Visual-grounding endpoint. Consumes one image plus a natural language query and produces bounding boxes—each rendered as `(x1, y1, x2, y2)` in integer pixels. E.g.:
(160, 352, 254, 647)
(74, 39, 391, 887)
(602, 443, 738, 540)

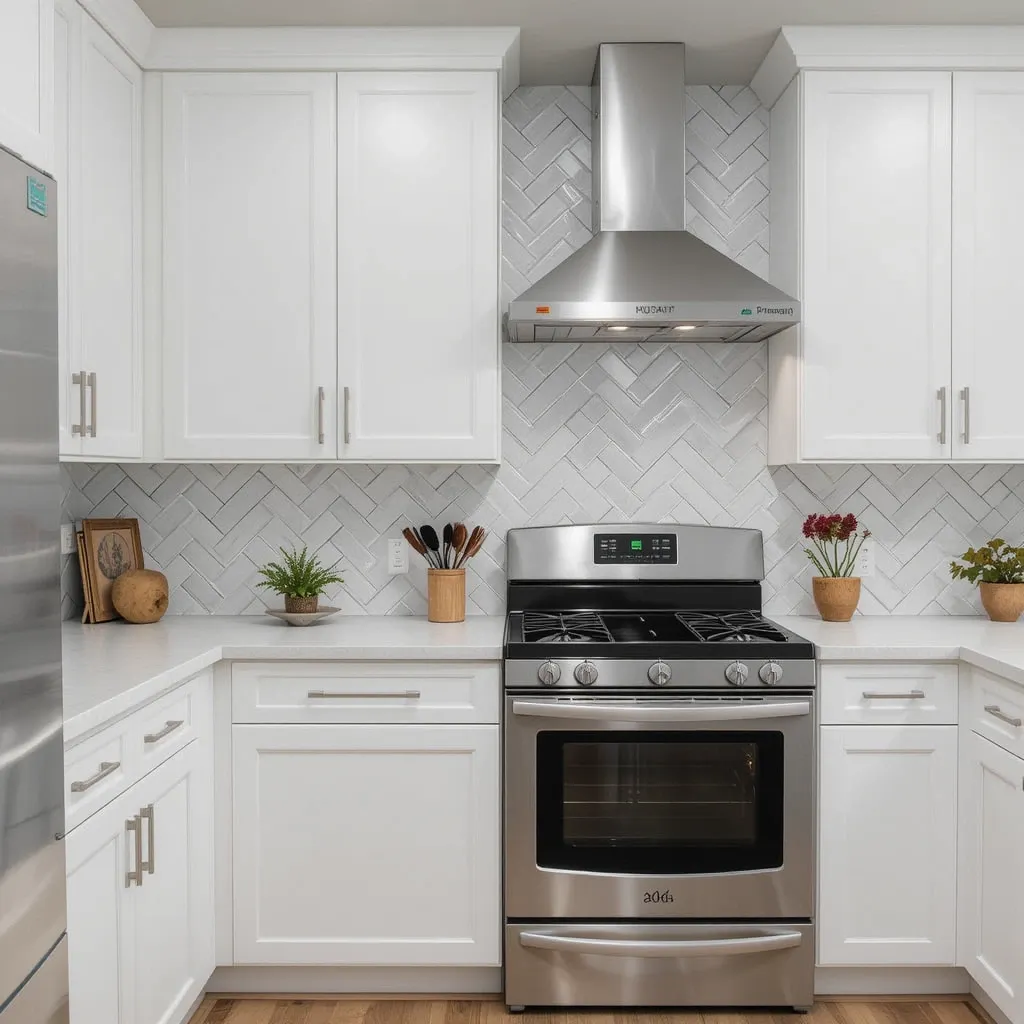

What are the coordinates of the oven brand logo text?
(643, 890, 674, 904)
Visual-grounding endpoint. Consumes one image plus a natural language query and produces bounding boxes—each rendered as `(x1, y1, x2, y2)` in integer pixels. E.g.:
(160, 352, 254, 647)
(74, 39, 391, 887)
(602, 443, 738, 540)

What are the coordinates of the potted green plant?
(256, 546, 344, 614)
(803, 513, 871, 621)
(950, 540, 1024, 622)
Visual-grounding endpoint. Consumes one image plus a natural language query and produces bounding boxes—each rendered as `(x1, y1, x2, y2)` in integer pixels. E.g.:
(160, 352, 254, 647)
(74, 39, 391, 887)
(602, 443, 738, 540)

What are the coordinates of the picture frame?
(80, 518, 144, 623)
(76, 530, 94, 623)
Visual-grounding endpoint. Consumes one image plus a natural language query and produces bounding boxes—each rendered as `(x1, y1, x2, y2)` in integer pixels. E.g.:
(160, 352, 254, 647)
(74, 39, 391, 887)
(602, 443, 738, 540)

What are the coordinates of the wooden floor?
(189, 998, 986, 1024)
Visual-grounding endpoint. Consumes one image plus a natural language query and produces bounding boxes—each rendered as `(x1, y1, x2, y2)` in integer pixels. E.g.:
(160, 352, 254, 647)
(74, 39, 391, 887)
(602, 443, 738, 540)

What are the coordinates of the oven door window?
(535, 730, 784, 874)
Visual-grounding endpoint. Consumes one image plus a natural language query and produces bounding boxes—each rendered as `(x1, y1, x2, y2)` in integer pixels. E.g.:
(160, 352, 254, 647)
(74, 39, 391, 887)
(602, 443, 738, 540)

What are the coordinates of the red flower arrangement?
(802, 513, 870, 578)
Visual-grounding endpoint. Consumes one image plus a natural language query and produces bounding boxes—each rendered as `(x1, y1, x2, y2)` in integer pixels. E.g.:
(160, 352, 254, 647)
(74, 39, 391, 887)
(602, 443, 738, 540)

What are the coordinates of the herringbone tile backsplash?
(60, 85, 1016, 621)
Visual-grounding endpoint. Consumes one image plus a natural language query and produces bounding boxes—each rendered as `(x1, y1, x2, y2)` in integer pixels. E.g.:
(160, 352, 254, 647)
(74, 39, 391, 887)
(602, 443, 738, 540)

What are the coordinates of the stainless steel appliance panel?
(0, 144, 66, 1011)
(504, 694, 814, 920)
(505, 922, 814, 1009)
(0, 937, 68, 1024)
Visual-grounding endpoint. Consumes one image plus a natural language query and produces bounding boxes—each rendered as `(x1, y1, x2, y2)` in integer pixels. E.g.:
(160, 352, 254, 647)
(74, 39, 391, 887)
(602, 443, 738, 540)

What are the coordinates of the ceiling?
(136, 0, 1024, 84)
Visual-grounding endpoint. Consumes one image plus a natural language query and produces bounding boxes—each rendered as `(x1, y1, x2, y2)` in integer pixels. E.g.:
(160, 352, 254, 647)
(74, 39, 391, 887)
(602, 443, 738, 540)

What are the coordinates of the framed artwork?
(80, 518, 144, 623)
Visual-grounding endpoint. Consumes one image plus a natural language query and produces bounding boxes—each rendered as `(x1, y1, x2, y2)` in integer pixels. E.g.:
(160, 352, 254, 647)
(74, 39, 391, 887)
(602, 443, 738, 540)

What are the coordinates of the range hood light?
(674, 325, 697, 331)
(607, 325, 630, 331)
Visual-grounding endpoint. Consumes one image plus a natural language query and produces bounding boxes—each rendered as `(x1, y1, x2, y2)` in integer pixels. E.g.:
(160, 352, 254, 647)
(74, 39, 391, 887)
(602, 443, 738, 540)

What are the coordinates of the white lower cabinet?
(818, 725, 958, 965)
(958, 730, 1024, 1021)
(65, 739, 214, 1024)
(232, 723, 500, 965)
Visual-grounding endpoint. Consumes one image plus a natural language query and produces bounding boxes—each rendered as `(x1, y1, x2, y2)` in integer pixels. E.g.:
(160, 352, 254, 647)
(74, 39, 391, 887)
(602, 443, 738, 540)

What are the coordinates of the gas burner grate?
(676, 610, 789, 644)
(522, 611, 613, 644)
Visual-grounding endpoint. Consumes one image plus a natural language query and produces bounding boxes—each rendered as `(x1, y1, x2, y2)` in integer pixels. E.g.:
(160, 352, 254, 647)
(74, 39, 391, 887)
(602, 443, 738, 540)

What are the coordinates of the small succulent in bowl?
(256, 546, 344, 613)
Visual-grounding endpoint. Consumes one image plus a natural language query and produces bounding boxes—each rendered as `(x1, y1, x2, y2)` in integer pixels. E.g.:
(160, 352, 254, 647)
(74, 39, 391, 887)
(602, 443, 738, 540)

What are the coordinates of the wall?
(61, 84, 1013, 620)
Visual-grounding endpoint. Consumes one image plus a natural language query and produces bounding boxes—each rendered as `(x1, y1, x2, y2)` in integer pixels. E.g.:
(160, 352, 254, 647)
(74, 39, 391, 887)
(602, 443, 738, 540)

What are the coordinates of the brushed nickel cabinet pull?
(307, 689, 421, 700)
(70, 760, 120, 792)
(87, 371, 97, 437)
(984, 704, 1022, 728)
(937, 386, 947, 445)
(343, 386, 351, 445)
(317, 386, 325, 445)
(125, 815, 143, 888)
(961, 386, 971, 444)
(140, 803, 155, 874)
(144, 719, 184, 744)
(862, 690, 926, 700)
(72, 371, 86, 436)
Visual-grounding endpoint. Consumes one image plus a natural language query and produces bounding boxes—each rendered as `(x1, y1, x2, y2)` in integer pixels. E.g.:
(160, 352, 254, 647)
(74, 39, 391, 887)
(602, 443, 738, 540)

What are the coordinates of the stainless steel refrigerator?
(0, 144, 69, 1022)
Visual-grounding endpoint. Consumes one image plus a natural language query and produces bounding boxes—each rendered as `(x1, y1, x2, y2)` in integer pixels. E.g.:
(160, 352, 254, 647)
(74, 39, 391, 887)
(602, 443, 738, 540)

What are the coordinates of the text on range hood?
(504, 43, 800, 344)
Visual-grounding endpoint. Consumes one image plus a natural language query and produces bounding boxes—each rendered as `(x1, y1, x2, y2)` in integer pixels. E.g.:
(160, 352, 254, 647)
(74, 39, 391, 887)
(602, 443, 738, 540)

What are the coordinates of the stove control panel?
(593, 533, 677, 564)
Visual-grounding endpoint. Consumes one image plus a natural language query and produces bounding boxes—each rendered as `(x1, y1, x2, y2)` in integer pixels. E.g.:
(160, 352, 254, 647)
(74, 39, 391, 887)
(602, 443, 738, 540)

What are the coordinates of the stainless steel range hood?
(505, 43, 800, 344)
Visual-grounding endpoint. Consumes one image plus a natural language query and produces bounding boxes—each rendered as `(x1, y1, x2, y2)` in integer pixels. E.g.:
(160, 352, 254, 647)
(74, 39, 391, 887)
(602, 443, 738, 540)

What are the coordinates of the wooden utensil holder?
(427, 569, 465, 622)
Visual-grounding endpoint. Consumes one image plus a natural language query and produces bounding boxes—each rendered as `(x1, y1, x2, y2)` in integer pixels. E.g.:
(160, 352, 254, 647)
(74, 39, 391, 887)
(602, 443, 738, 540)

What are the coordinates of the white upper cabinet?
(0, 0, 54, 172)
(56, 5, 144, 460)
(952, 72, 1024, 460)
(161, 72, 338, 460)
(336, 71, 500, 462)
(771, 70, 952, 463)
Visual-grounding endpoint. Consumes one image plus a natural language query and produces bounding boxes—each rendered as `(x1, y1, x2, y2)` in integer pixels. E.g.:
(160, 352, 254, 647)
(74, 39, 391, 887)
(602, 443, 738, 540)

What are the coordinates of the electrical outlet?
(60, 523, 76, 555)
(387, 538, 409, 575)
(855, 537, 875, 578)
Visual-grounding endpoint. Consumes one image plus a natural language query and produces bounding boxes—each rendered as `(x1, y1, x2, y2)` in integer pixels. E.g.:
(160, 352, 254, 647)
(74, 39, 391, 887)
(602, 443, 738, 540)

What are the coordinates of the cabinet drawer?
(135, 674, 206, 771)
(966, 667, 1024, 760)
(231, 661, 500, 724)
(819, 663, 958, 724)
(64, 725, 132, 833)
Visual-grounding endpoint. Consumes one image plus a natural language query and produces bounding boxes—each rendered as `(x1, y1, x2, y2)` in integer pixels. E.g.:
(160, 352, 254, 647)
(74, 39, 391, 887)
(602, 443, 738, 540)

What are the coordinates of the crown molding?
(78, 0, 155, 66)
(753, 25, 1024, 108)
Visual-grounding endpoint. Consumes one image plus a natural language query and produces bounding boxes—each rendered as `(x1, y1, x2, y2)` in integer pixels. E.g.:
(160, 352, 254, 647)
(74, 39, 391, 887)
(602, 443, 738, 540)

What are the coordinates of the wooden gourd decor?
(110, 569, 169, 623)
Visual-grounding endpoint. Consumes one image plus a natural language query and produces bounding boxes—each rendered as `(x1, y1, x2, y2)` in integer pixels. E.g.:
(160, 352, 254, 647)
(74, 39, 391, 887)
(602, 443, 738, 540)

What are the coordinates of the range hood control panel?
(593, 533, 678, 564)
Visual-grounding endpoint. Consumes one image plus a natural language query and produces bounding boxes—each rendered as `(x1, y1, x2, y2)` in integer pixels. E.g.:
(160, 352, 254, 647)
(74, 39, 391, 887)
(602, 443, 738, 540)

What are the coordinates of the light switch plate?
(60, 523, 76, 555)
(387, 538, 409, 575)
(855, 537, 875, 578)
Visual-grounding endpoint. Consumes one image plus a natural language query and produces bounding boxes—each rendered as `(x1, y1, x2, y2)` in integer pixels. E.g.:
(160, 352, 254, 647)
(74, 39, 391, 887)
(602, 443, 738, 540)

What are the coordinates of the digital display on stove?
(594, 533, 677, 564)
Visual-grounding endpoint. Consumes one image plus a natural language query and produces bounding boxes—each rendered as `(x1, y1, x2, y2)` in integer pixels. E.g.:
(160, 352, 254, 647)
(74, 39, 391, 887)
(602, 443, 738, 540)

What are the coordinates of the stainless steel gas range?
(502, 524, 816, 1012)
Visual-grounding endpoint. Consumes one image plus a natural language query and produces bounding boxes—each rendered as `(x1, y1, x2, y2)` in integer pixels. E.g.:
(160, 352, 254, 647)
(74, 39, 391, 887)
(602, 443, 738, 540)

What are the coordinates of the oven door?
(504, 693, 814, 920)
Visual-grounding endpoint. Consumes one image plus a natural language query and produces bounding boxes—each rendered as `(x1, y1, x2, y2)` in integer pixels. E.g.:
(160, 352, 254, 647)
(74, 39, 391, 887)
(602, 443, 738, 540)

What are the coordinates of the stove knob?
(574, 660, 599, 687)
(759, 661, 784, 686)
(537, 660, 561, 687)
(648, 661, 672, 687)
(724, 661, 749, 687)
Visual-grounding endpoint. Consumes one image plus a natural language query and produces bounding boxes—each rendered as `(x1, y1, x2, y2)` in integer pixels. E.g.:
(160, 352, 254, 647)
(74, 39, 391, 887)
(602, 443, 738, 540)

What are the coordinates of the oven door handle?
(510, 699, 811, 722)
(518, 930, 804, 958)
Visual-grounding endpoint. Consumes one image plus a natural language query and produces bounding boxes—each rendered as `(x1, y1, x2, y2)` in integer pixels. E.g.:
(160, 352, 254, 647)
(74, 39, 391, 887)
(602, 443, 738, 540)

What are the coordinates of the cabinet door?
(130, 741, 215, 1024)
(232, 724, 500, 965)
(958, 731, 1024, 1020)
(0, 0, 54, 172)
(162, 73, 337, 460)
(801, 70, 952, 461)
(818, 725, 957, 965)
(952, 72, 1024, 460)
(54, 0, 79, 456)
(65, 788, 136, 1024)
(77, 16, 143, 459)
(337, 72, 499, 462)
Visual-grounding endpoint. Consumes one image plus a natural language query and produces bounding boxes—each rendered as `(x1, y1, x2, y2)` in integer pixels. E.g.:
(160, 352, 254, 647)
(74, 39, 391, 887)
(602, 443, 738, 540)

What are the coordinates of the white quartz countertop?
(62, 614, 506, 745)
(776, 615, 1024, 686)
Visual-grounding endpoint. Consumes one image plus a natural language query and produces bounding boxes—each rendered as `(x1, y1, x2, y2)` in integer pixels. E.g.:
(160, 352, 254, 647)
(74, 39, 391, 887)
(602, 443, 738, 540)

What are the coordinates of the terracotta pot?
(979, 582, 1024, 622)
(812, 577, 861, 622)
(427, 569, 465, 623)
(284, 594, 319, 614)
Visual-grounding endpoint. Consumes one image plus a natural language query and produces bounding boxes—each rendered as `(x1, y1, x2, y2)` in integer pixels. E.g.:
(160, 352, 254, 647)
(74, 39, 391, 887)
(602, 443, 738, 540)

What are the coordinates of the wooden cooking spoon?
(402, 527, 430, 564)
(450, 523, 468, 567)
(456, 526, 485, 568)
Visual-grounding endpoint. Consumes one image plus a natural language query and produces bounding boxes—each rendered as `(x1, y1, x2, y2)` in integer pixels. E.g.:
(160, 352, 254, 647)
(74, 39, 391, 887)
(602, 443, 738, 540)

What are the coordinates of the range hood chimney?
(505, 43, 800, 344)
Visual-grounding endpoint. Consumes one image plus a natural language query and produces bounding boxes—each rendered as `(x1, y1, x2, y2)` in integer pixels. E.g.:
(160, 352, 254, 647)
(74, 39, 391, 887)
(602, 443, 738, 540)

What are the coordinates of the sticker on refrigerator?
(26, 177, 48, 216)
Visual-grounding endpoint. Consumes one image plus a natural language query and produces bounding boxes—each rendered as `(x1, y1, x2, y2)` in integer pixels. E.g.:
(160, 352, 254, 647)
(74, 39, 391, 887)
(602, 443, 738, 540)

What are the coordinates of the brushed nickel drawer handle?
(862, 690, 926, 700)
(518, 930, 803, 958)
(71, 370, 86, 436)
(317, 385, 325, 445)
(70, 760, 120, 792)
(343, 386, 351, 445)
(937, 386, 947, 445)
(307, 689, 422, 700)
(985, 705, 1022, 728)
(125, 814, 143, 888)
(140, 803, 155, 874)
(87, 371, 97, 437)
(961, 386, 971, 444)
(144, 719, 184, 743)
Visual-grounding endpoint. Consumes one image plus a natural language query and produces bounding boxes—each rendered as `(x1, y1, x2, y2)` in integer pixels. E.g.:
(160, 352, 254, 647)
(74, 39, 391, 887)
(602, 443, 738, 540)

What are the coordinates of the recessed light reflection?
(607, 325, 630, 331)
(673, 325, 697, 331)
